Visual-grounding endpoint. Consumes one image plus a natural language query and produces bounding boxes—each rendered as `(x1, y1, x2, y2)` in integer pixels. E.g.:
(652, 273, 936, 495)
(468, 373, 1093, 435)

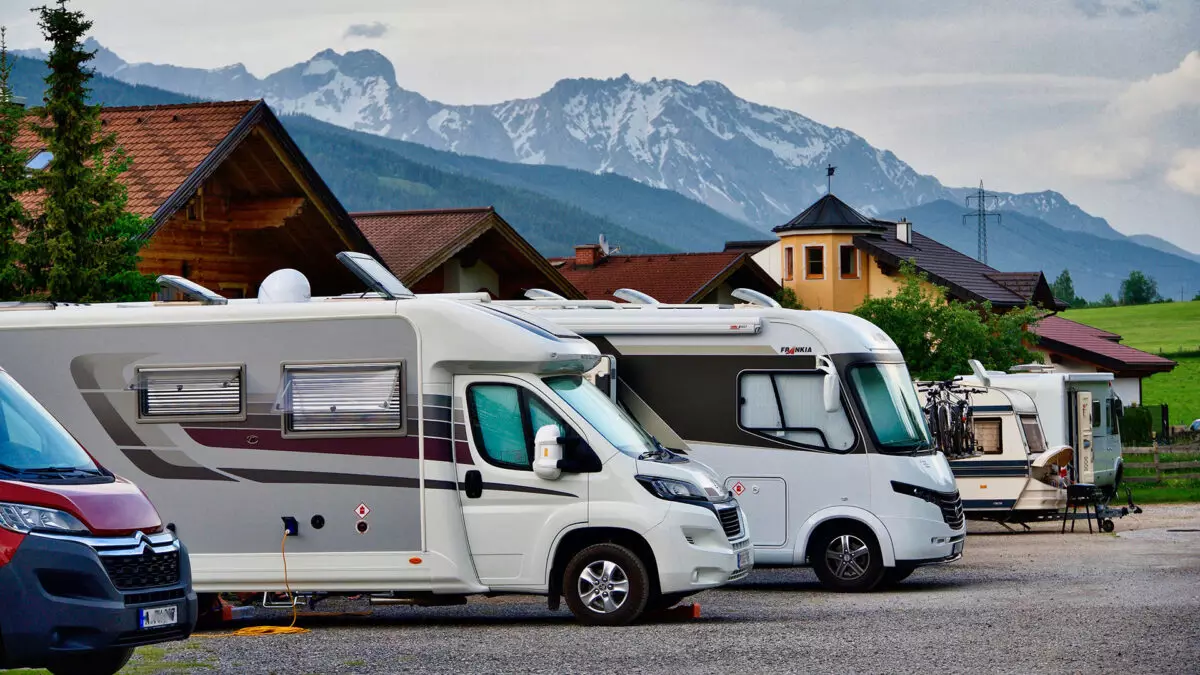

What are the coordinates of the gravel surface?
(141, 504, 1200, 675)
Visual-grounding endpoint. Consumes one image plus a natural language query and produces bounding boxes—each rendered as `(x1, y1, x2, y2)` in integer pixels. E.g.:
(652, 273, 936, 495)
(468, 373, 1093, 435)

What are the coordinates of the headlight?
(0, 502, 90, 534)
(890, 481, 943, 505)
(636, 475, 709, 502)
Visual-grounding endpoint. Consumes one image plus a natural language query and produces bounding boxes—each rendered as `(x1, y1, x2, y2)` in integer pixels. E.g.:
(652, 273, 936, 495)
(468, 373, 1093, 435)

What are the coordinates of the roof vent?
(613, 288, 660, 305)
(732, 288, 781, 308)
(525, 288, 566, 300)
(258, 269, 311, 304)
(896, 218, 912, 245)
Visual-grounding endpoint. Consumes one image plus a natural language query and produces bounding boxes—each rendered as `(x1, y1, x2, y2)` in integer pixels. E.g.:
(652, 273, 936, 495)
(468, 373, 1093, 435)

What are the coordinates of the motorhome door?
(454, 375, 588, 588)
(1073, 391, 1095, 484)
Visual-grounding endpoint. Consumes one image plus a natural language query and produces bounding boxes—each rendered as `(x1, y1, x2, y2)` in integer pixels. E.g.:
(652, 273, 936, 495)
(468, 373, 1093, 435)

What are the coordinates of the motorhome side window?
(1092, 401, 1102, 430)
(135, 365, 245, 421)
(737, 372, 854, 452)
(467, 384, 568, 470)
(974, 418, 1002, 454)
(1020, 415, 1047, 453)
(279, 363, 404, 435)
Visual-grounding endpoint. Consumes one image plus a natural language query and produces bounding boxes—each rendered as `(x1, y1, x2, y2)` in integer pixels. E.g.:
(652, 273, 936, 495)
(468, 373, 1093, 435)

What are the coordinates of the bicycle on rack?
(917, 381, 984, 459)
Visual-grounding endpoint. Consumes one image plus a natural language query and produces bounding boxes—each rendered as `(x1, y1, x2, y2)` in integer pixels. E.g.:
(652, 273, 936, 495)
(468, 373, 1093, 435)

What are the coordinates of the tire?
(881, 564, 917, 587)
(563, 543, 650, 626)
(1101, 519, 1115, 533)
(810, 523, 885, 592)
(48, 647, 134, 675)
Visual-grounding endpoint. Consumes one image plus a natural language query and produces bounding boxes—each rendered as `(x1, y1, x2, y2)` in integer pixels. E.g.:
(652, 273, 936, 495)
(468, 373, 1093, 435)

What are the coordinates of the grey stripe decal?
(121, 448, 237, 482)
(82, 393, 145, 447)
(70, 356, 101, 390)
(220, 468, 577, 497)
(962, 499, 1018, 510)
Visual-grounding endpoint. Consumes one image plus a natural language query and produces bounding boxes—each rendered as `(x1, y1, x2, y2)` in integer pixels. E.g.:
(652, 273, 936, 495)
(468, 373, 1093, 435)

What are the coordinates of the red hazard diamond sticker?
(732, 481, 745, 496)
(354, 503, 370, 519)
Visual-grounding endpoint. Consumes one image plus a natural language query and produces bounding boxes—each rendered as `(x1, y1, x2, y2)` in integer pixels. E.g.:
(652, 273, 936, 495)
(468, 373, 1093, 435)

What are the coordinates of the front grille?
(125, 587, 188, 606)
(715, 504, 742, 540)
(101, 549, 181, 591)
(938, 491, 965, 530)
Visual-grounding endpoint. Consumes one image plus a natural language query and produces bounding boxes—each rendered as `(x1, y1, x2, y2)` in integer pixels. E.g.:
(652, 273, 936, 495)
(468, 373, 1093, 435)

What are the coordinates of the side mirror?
(817, 355, 842, 413)
(532, 424, 564, 480)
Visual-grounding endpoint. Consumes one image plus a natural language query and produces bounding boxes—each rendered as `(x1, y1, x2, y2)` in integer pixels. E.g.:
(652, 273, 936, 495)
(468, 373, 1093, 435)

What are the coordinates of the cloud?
(1166, 149, 1200, 196)
(344, 22, 389, 39)
(1073, 0, 1160, 18)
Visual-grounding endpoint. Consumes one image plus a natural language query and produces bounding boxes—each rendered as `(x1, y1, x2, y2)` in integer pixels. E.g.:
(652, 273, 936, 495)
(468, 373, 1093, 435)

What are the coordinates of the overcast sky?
(3, 0, 1197, 251)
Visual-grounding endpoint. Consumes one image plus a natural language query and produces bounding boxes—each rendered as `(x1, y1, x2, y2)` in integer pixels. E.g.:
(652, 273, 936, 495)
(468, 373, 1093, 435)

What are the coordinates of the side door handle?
(464, 470, 483, 499)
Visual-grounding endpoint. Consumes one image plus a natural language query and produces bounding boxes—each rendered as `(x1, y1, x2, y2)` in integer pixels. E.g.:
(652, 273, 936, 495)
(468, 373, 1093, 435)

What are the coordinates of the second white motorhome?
(0, 255, 750, 626)
(920, 383, 1070, 523)
(490, 290, 965, 592)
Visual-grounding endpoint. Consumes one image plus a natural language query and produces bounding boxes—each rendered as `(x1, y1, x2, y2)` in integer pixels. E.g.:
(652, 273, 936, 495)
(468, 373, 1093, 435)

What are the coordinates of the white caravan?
(958, 365, 1126, 496)
(920, 383, 1070, 524)
(487, 290, 965, 592)
(0, 255, 750, 626)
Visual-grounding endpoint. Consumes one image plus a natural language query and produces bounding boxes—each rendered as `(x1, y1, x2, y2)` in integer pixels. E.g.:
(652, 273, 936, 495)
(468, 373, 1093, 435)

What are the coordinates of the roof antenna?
(613, 288, 659, 305)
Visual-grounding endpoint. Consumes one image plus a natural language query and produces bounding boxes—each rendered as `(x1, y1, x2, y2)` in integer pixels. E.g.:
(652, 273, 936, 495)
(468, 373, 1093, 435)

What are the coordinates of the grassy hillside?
(1062, 301, 1200, 425)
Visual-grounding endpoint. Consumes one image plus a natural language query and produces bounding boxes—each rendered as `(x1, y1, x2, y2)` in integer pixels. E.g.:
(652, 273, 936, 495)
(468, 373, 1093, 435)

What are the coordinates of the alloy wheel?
(577, 559, 630, 614)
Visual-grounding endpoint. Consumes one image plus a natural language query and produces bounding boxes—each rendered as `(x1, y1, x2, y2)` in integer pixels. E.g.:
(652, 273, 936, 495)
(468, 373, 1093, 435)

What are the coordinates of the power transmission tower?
(963, 181, 1001, 264)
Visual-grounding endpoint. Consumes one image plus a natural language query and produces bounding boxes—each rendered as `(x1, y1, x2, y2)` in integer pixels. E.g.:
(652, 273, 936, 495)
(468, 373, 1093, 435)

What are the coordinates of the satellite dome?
(258, 269, 311, 304)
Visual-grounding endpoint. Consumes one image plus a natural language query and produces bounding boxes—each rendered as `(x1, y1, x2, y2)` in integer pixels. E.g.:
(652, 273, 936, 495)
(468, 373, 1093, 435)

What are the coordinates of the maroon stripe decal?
(183, 427, 472, 464)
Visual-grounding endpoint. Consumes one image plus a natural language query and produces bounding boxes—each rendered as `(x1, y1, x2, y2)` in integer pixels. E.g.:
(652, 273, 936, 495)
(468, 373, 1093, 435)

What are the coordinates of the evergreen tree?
(1050, 269, 1075, 306)
(0, 28, 31, 299)
(22, 0, 155, 302)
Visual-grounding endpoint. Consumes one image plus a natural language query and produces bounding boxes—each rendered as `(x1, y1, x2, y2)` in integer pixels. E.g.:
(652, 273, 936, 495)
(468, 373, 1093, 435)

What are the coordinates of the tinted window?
(738, 372, 854, 451)
(468, 384, 567, 470)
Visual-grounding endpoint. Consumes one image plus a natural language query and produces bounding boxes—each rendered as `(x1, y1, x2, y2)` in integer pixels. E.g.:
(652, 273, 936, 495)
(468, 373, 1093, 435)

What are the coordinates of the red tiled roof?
(552, 251, 752, 303)
(352, 208, 495, 282)
(1034, 315, 1175, 373)
(16, 101, 260, 219)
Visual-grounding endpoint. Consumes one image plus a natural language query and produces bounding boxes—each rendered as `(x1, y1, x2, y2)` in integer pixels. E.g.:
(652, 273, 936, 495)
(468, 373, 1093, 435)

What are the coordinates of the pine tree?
(23, 0, 155, 302)
(0, 28, 31, 299)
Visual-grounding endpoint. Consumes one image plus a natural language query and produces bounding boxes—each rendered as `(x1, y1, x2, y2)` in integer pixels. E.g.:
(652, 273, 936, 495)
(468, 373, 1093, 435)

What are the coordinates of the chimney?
(896, 218, 912, 245)
(574, 243, 605, 268)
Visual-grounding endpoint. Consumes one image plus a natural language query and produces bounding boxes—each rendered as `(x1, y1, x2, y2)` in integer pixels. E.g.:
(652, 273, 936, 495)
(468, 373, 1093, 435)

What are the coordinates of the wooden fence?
(1123, 444, 1200, 483)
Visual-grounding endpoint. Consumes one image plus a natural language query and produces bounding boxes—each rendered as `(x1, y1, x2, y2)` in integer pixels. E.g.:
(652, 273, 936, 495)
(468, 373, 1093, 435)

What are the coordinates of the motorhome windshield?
(1020, 415, 1048, 454)
(849, 362, 932, 454)
(0, 372, 104, 477)
(545, 375, 661, 459)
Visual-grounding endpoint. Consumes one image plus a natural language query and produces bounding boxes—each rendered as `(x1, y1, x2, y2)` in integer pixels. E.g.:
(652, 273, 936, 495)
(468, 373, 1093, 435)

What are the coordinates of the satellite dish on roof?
(258, 269, 311, 304)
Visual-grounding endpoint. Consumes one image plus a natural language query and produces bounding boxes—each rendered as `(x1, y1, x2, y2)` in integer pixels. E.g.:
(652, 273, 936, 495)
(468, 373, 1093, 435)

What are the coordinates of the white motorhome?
(920, 383, 1070, 524)
(488, 290, 965, 592)
(0, 255, 750, 626)
(959, 366, 1125, 496)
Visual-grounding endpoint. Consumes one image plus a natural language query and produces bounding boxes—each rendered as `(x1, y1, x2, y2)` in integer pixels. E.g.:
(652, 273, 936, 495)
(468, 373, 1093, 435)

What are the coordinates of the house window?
(804, 246, 825, 280)
(839, 245, 860, 279)
(974, 418, 1003, 454)
(279, 363, 404, 435)
(737, 371, 855, 452)
(783, 246, 795, 281)
(25, 150, 53, 171)
(135, 365, 245, 422)
(467, 383, 568, 470)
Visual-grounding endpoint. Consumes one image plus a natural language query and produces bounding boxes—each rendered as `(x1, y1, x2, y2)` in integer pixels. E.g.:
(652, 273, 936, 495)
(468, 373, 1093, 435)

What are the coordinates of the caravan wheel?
(563, 543, 650, 626)
(810, 523, 884, 592)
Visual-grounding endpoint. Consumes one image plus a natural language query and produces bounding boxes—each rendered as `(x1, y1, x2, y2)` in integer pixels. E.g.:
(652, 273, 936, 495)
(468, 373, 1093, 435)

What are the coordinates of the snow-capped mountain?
(68, 41, 1119, 236)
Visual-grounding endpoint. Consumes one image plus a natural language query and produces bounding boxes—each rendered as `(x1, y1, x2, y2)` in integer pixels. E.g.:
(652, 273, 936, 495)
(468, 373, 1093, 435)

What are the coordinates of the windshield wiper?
(23, 466, 104, 476)
(0, 463, 26, 475)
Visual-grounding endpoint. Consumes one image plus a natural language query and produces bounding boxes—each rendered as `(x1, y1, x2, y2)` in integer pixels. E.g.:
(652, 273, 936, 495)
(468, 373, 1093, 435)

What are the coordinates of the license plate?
(139, 605, 178, 629)
(736, 549, 751, 570)
(952, 541, 964, 556)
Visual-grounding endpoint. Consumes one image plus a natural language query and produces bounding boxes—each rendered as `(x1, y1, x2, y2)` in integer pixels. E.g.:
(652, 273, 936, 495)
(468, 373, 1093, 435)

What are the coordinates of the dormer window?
(25, 150, 53, 171)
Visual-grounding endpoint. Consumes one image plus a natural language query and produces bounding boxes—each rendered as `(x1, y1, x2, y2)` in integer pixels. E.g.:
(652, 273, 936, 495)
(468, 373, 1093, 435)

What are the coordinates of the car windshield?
(0, 371, 101, 474)
(849, 362, 932, 454)
(1020, 415, 1048, 453)
(545, 375, 659, 459)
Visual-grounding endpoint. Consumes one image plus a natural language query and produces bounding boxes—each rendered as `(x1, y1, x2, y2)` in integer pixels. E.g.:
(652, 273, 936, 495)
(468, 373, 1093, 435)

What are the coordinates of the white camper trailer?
(919, 383, 1070, 523)
(0, 255, 750, 626)
(958, 366, 1125, 495)
(485, 290, 965, 592)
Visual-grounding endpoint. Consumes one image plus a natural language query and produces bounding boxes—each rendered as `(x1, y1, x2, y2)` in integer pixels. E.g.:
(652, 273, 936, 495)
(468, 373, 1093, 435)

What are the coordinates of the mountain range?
(10, 43, 1199, 299)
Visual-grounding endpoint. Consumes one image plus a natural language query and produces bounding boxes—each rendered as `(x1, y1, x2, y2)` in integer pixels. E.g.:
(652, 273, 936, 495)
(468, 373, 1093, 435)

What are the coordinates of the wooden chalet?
(16, 100, 376, 298)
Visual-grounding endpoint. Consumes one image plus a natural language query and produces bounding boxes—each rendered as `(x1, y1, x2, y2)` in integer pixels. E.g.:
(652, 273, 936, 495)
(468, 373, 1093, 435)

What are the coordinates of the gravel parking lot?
(140, 504, 1200, 675)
